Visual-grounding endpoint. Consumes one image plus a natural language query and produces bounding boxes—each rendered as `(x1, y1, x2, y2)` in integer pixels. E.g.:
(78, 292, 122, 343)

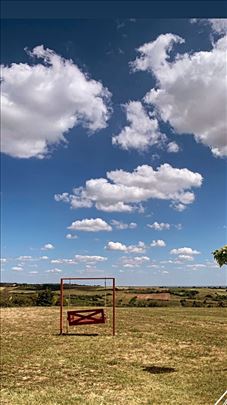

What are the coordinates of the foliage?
(0, 289, 13, 307)
(1, 285, 227, 308)
(213, 245, 227, 267)
(36, 288, 54, 306)
(170, 289, 198, 298)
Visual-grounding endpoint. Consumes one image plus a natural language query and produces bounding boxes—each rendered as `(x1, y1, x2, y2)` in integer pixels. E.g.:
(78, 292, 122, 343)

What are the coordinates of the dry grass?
(136, 293, 170, 300)
(1, 307, 227, 405)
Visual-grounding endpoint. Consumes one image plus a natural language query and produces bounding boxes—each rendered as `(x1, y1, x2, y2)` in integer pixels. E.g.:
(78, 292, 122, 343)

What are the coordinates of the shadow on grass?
(143, 365, 176, 374)
(59, 333, 99, 337)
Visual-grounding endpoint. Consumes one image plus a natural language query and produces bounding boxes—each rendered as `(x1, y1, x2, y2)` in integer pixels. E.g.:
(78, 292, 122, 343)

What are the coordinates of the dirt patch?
(137, 293, 170, 301)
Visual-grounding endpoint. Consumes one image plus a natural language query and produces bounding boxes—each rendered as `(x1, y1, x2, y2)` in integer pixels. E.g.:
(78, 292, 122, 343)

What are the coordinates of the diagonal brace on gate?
(67, 309, 106, 326)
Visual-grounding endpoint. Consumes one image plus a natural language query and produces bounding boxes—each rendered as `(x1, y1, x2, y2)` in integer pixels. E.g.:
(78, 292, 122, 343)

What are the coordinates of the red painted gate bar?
(59, 277, 116, 336)
(67, 308, 106, 326)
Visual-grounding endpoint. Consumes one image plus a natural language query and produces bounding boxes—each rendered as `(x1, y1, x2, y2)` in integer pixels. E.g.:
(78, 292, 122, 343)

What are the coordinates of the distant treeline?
(1, 284, 227, 308)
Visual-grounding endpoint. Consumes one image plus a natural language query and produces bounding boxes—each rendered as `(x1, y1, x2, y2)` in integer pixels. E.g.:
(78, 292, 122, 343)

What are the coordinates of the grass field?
(1, 306, 227, 405)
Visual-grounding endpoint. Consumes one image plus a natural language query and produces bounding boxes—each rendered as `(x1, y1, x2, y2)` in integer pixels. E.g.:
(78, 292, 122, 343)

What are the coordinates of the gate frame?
(60, 277, 116, 336)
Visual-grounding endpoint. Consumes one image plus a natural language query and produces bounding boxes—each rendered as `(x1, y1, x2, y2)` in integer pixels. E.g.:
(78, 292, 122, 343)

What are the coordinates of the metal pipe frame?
(60, 277, 116, 336)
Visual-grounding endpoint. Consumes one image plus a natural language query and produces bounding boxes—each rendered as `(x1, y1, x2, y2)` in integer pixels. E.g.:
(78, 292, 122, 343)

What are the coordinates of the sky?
(1, 17, 227, 286)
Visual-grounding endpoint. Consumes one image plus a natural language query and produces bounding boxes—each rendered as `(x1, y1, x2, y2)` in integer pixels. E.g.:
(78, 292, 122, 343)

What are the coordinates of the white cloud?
(167, 142, 180, 153)
(207, 19, 227, 34)
(41, 243, 55, 250)
(50, 258, 76, 265)
(170, 247, 200, 255)
(186, 264, 206, 269)
(68, 218, 112, 232)
(121, 255, 150, 268)
(170, 202, 187, 212)
(160, 260, 174, 264)
(40, 256, 49, 260)
(17, 255, 32, 261)
(110, 220, 137, 230)
(55, 163, 202, 212)
(1, 45, 111, 159)
(51, 259, 63, 264)
(66, 233, 78, 239)
(178, 255, 194, 261)
(191, 18, 227, 34)
(47, 268, 62, 273)
(112, 101, 166, 151)
(150, 239, 166, 247)
(147, 221, 170, 230)
(106, 241, 127, 252)
(12, 266, 23, 271)
(74, 255, 107, 264)
(148, 221, 182, 230)
(29, 271, 38, 274)
(131, 33, 227, 157)
(106, 241, 146, 254)
(0, 258, 7, 263)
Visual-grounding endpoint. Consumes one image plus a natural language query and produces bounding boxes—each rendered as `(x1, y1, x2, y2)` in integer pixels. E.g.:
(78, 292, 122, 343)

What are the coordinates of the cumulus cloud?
(147, 221, 170, 230)
(170, 202, 187, 212)
(66, 233, 78, 239)
(12, 266, 23, 271)
(51, 259, 63, 264)
(68, 218, 112, 232)
(191, 18, 227, 34)
(148, 264, 159, 268)
(148, 221, 182, 230)
(110, 220, 137, 230)
(74, 255, 107, 264)
(170, 247, 200, 255)
(131, 33, 227, 157)
(41, 243, 54, 250)
(1, 45, 111, 159)
(40, 256, 49, 260)
(112, 101, 166, 151)
(49, 256, 107, 265)
(17, 255, 32, 261)
(55, 163, 202, 212)
(178, 255, 194, 261)
(47, 268, 62, 273)
(105, 241, 127, 252)
(167, 142, 180, 153)
(150, 239, 166, 247)
(121, 255, 150, 268)
(106, 241, 146, 254)
(0, 258, 7, 263)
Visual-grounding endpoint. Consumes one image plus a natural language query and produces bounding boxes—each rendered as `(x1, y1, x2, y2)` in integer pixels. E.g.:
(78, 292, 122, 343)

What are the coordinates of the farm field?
(1, 306, 227, 405)
(1, 284, 227, 308)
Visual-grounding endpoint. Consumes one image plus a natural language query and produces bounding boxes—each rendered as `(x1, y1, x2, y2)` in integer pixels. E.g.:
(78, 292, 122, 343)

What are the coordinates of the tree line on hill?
(1, 288, 56, 307)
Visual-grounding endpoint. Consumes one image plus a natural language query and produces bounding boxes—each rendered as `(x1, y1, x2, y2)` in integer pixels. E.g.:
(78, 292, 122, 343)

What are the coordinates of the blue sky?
(1, 18, 227, 286)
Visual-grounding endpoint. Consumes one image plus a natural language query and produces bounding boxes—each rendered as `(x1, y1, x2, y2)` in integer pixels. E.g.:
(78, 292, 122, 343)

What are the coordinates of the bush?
(128, 296, 137, 306)
(180, 299, 187, 307)
(36, 288, 54, 306)
(0, 289, 13, 307)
